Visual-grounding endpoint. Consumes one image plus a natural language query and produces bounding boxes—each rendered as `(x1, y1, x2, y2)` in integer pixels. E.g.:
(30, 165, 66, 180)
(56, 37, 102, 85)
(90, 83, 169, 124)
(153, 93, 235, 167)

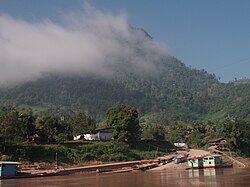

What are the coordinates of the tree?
(106, 104, 140, 141)
(186, 121, 207, 147)
(18, 109, 36, 140)
(69, 112, 96, 136)
(0, 110, 20, 144)
(165, 122, 187, 143)
(35, 115, 71, 142)
(141, 124, 166, 140)
(0, 107, 37, 143)
(216, 117, 250, 154)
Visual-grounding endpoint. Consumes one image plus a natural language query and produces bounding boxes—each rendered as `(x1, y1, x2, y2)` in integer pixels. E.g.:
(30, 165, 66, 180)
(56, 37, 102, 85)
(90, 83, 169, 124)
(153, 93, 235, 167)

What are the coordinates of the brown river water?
(1, 167, 250, 187)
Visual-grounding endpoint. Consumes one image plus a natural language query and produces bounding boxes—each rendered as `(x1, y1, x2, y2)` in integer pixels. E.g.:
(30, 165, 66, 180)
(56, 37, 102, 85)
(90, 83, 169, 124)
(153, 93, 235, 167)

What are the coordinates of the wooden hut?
(207, 138, 228, 151)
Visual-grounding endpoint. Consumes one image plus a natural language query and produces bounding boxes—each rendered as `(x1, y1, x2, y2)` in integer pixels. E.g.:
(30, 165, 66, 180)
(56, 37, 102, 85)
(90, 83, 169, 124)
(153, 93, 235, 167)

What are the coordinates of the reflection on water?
(189, 168, 220, 178)
(1, 167, 250, 187)
(188, 169, 224, 186)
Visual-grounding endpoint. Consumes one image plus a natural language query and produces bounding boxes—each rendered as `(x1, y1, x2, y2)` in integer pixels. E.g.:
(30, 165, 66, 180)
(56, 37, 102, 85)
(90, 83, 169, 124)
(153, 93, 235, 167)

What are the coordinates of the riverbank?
(8, 160, 155, 179)
(6, 148, 250, 179)
(1, 140, 174, 164)
(17, 149, 208, 176)
(233, 157, 250, 167)
(149, 149, 250, 171)
(149, 149, 210, 171)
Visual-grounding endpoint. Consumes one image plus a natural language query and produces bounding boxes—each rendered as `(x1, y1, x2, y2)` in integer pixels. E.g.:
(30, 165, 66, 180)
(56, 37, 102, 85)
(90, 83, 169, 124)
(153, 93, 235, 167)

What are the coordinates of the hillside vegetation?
(0, 57, 249, 122)
(1, 141, 174, 163)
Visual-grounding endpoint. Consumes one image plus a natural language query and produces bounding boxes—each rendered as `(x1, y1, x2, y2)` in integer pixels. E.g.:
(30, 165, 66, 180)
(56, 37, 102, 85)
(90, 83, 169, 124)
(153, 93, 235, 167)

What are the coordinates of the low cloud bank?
(0, 5, 169, 85)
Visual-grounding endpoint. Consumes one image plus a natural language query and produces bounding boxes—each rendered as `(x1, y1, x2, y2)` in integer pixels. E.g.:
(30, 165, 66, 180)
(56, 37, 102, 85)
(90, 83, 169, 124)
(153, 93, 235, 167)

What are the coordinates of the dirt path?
(188, 149, 209, 157)
(221, 152, 246, 167)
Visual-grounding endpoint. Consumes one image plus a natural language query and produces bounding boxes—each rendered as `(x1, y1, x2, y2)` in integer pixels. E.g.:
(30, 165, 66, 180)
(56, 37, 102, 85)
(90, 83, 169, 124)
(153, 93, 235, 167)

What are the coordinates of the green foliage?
(164, 118, 250, 156)
(0, 140, 174, 163)
(78, 141, 131, 162)
(0, 55, 222, 122)
(69, 112, 96, 135)
(165, 122, 187, 143)
(35, 115, 72, 142)
(208, 82, 250, 121)
(216, 118, 250, 155)
(0, 109, 20, 143)
(0, 108, 36, 143)
(0, 59, 249, 123)
(141, 124, 166, 140)
(106, 104, 140, 141)
(166, 121, 213, 148)
(141, 112, 170, 126)
(128, 140, 174, 153)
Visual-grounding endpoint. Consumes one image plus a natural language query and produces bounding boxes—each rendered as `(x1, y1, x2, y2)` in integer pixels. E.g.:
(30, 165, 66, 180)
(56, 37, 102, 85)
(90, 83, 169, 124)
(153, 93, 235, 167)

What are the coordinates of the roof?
(208, 138, 226, 143)
(208, 146, 218, 150)
(204, 154, 222, 158)
(95, 127, 112, 131)
(174, 143, 187, 148)
(87, 127, 112, 134)
(0, 161, 22, 165)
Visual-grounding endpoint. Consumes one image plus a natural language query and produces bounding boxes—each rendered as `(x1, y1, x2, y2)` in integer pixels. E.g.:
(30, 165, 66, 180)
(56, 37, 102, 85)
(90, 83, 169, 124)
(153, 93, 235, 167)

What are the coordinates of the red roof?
(208, 138, 226, 143)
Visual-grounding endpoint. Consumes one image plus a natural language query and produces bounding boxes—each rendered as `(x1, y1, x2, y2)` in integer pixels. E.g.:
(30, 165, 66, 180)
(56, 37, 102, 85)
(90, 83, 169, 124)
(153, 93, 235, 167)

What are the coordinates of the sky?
(0, 0, 250, 83)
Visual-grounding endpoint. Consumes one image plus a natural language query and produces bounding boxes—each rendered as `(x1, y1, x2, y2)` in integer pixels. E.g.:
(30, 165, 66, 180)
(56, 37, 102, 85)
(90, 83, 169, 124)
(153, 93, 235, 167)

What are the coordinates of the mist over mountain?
(0, 33, 249, 122)
(0, 51, 235, 122)
(0, 5, 168, 86)
(1, 53, 249, 122)
(0, 5, 249, 122)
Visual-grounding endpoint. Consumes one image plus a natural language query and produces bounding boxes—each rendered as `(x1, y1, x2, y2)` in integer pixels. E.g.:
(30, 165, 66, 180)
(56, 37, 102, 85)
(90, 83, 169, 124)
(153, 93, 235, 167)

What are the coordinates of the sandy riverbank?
(149, 149, 210, 171)
(151, 149, 250, 171)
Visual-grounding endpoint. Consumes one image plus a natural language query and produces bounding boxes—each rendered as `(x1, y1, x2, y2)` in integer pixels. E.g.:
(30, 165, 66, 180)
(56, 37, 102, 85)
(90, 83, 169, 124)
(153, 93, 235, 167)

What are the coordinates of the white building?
(84, 128, 112, 141)
(73, 135, 83, 140)
(174, 143, 188, 149)
(73, 128, 112, 141)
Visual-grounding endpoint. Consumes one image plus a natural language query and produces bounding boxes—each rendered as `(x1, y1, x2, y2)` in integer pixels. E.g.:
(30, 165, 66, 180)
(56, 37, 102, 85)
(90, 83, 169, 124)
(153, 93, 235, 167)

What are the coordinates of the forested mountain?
(207, 80, 250, 121)
(1, 57, 248, 122)
(0, 28, 249, 122)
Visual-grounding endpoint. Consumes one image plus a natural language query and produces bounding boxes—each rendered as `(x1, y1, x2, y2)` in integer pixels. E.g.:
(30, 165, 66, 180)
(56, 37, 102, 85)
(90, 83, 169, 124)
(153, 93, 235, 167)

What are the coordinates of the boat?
(173, 155, 188, 164)
(187, 154, 233, 169)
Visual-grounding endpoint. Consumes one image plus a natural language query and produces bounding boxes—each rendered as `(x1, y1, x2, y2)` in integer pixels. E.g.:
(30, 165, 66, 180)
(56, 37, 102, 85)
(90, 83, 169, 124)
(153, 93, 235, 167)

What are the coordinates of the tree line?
(0, 104, 141, 144)
(0, 106, 96, 144)
(165, 118, 250, 155)
(1, 104, 250, 156)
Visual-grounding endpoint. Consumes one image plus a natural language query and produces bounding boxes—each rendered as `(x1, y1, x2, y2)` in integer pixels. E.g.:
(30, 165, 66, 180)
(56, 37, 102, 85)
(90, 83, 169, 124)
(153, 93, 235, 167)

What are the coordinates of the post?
(155, 147, 159, 157)
(55, 151, 58, 170)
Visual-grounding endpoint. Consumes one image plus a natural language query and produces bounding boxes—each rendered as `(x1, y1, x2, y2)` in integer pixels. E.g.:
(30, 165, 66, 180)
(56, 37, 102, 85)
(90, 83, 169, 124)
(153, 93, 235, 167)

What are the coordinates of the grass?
(0, 140, 175, 163)
(203, 110, 225, 121)
(17, 104, 49, 113)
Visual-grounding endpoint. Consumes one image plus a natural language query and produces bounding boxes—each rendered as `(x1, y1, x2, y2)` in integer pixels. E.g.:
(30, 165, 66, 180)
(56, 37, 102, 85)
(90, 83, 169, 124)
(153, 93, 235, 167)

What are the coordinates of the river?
(1, 167, 250, 187)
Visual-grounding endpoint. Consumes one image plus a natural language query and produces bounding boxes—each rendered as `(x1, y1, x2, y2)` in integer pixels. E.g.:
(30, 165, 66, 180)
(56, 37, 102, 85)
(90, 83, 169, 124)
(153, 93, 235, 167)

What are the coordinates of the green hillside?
(0, 55, 226, 121)
(0, 59, 249, 123)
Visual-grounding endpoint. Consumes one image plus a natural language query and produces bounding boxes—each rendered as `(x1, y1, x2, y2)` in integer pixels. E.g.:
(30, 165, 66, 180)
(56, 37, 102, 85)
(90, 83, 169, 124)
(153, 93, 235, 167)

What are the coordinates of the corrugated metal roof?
(205, 154, 222, 157)
(0, 161, 22, 165)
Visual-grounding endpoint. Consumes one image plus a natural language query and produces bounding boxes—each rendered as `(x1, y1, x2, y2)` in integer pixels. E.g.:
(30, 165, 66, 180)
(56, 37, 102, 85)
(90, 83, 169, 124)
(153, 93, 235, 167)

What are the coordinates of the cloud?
(0, 4, 169, 85)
